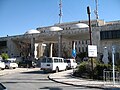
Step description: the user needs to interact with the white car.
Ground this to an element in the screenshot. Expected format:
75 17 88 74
64 58 77 69
3 60 18 69
0 61 5 70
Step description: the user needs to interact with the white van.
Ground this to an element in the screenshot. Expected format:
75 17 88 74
40 57 68 72
64 58 77 69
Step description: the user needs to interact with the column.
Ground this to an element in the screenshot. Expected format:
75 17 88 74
58 33 62 57
73 41 75 50
31 38 35 59
34 43 38 59
50 43 53 57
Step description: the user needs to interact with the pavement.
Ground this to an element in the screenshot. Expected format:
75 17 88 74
0 68 40 76
48 69 120 89
0 68 41 90
1 68 120 89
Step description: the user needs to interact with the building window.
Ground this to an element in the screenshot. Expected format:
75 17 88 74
100 30 120 40
82 41 84 44
75 41 77 45
85 40 87 44
79 47 81 52
86 47 88 52
82 47 84 52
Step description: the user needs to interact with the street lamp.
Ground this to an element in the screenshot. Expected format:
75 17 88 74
87 6 92 45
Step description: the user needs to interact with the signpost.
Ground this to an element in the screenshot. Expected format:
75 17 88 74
88 45 97 79
112 46 115 86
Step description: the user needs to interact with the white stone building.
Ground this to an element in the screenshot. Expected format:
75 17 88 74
0 20 120 62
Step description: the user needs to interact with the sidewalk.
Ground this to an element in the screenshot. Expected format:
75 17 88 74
48 70 120 89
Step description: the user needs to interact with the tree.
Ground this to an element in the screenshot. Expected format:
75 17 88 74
1 53 9 60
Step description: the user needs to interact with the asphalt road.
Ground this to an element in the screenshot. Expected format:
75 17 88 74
0 68 102 90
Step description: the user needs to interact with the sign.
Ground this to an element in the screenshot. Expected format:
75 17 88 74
72 49 76 58
88 45 97 57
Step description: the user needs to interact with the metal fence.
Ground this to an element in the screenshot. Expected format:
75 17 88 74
103 69 120 85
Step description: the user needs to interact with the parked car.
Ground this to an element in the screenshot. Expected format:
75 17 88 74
0 60 5 70
18 60 36 68
64 58 77 69
2 60 18 69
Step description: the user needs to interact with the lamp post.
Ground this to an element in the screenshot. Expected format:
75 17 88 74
87 6 92 45
87 6 93 78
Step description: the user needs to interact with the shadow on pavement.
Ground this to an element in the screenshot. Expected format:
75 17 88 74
21 70 55 74
40 86 62 90
104 88 120 90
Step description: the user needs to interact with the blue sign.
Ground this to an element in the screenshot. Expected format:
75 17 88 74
72 49 76 58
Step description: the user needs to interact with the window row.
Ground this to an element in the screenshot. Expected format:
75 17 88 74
100 30 120 40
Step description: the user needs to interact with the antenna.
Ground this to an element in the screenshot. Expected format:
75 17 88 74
59 0 62 24
94 0 99 20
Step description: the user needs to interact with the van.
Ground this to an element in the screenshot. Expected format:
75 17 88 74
40 57 68 72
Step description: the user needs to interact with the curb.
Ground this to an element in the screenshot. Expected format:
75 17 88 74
48 75 104 89
48 71 120 90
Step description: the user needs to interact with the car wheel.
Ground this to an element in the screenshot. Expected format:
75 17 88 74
56 67 59 73
5 65 9 69
13 67 16 69
65 66 68 71
1 68 4 70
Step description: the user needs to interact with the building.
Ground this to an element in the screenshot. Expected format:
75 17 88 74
0 19 120 62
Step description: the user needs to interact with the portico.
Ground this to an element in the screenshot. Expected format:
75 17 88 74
0 24 90 59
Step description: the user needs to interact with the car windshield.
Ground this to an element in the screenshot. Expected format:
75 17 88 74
47 58 53 63
41 58 46 63
66 60 70 63
2 60 8 63
64 59 67 63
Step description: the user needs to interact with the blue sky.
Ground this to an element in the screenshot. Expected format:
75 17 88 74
0 0 120 37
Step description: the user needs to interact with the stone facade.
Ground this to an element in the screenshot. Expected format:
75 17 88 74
0 20 120 61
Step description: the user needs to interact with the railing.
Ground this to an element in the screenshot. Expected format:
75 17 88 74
103 69 120 85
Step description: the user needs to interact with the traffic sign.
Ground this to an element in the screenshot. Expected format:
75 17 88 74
88 45 97 57
72 49 76 58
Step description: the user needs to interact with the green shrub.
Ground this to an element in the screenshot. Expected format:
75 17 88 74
94 64 112 80
73 61 91 78
1 53 9 60
73 58 112 80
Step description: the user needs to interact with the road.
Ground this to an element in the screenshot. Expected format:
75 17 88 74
0 68 102 90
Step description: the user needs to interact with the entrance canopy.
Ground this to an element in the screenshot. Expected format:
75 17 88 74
8 28 90 43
